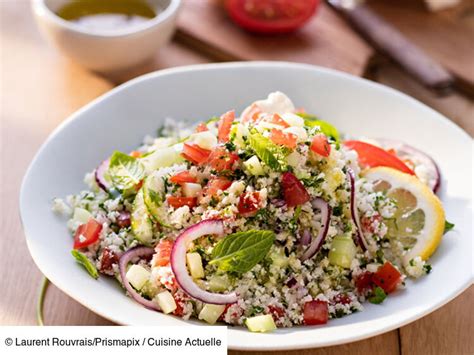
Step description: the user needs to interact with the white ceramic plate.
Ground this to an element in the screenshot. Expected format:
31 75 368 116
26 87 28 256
20 62 473 351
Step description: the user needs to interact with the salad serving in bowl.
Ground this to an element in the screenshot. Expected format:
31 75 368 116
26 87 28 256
20 62 472 350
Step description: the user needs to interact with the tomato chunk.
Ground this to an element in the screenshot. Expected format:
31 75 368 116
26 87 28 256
303 300 328 325
207 146 239 172
154 239 174 267
237 191 260 217
270 128 297 149
354 271 374 294
195 122 209 133
373 262 402 294
281 172 310 207
182 143 211 165
268 305 286 321
241 103 262 123
344 140 415 175
310 134 331 157
167 196 197 209
204 177 232 197
170 171 197 185
218 110 235 143
73 219 102 249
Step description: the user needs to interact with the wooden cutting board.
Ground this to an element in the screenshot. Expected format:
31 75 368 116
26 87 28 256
176 0 374 77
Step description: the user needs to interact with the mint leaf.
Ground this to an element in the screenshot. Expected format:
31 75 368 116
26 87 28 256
297 113 340 144
210 230 275 273
71 250 98 279
108 151 145 191
369 286 387 304
444 220 455 234
248 130 288 171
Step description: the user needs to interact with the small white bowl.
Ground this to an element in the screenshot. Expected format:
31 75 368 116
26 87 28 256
31 0 181 72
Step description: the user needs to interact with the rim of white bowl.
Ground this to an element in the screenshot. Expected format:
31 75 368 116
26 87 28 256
31 0 181 38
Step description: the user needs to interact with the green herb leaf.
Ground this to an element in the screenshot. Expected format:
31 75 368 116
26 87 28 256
108 151 145 192
248 130 288 171
71 250 98 279
368 286 386 304
444 220 455 234
297 113 340 144
210 230 275 273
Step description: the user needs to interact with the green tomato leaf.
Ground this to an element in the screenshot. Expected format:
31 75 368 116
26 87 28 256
297 113 340 144
71 250 99 279
444 220 455 234
108 151 145 192
210 230 275 273
368 286 387 304
248 130 288 172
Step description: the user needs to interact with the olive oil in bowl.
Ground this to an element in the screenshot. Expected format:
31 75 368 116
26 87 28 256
56 0 158 32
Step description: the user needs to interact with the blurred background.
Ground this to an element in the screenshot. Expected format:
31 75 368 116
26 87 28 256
1 0 473 354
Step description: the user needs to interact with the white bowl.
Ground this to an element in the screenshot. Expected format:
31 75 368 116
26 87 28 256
20 62 473 350
31 0 181 72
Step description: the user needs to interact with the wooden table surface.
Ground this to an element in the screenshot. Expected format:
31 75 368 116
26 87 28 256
1 1 473 355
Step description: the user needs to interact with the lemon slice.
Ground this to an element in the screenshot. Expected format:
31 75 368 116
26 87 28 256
362 167 445 265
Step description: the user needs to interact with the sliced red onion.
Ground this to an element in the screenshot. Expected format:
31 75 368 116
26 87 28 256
170 219 238 304
300 229 311 246
118 246 159 311
300 198 331 261
375 138 441 193
95 159 111 192
347 168 368 251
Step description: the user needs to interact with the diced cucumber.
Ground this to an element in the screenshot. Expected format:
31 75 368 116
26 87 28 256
231 123 249 148
140 280 159 299
182 182 202 198
244 155 264 176
140 145 183 173
208 274 230 292
131 189 153 244
328 235 357 268
198 304 226 324
189 131 217 150
245 314 277 333
142 171 167 224
270 247 289 268
72 207 92 225
155 290 177 314
186 252 205 279
125 264 150 291
286 151 302 168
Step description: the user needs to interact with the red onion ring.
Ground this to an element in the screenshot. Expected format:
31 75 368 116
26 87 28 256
95 159 111 192
300 198 331 261
300 229 311 246
170 219 238 304
118 246 159 311
347 168 368 251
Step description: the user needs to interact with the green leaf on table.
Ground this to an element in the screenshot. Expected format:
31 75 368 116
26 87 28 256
210 230 275 274
368 286 387 304
108 151 145 192
71 250 99 279
248 130 288 172
297 113 340 144
444 220 455 234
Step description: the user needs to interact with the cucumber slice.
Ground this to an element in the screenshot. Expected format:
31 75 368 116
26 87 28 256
198 304 226 324
186 252 205 279
140 145 184 173
245 314 277 333
244 155 264 176
208 274 230 292
328 235 356 268
131 189 153 244
143 171 169 226
155 291 177 314
125 264 150 291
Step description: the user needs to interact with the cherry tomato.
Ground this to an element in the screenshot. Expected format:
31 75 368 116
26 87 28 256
241 103 262 123
167 196 197 209
237 191 261 217
373 262 402 294
204 177 233 197
195 122 209 132
73 219 102 249
154 239 174 267
218 110 235 143
181 143 211 165
281 172 310 207
170 171 197 185
344 140 415 175
303 300 328 325
207 147 239 172
310 134 331 157
270 128 297 149
225 0 320 34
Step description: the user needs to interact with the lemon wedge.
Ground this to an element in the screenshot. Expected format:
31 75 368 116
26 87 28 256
362 167 445 265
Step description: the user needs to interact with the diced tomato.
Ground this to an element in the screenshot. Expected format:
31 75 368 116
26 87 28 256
99 248 119 275
281 172 310 207
344 141 415 175
237 191 260 217
361 214 382 234
268 305 285 321
310 134 331 157
269 113 290 128
332 293 351 305
129 150 142 158
154 239 174 267
181 143 212 165
218 110 235 143
195 122 209 132
204 177 232 197
354 271 374 294
73 219 102 249
303 300 328 325
270 128 297 149
167 196 197 209
207 146 239 172
241 103 261 123
170 171 197 185
373 262 402 294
